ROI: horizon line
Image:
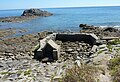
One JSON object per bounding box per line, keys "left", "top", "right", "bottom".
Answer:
{"left": 0, "top": 5, "right": 120, "bottom": 10}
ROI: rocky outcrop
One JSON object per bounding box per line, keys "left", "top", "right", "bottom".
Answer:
{"left": 79, "top": 24, "right": 97, "bottom": 30}
{"left": 79, "top": 24, "right": 120, "bottom": 38}
{"left": 21, "top": 9, "right": 53, "bottom": 17}
{"left": 0, "top": 9, "right": 53, "bottom": 22}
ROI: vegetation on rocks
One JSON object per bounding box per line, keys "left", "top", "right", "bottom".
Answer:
{"left": 108, "top": 57, "right": 120, "bottom": 82}
{"left": 60, "top": 65, "right": 98, "bottom": 82}
{"left": 108, "top": 39, "right": 120, "bottom": 45}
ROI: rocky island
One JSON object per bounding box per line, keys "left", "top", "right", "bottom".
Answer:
{"left": 0, "top": 8, "right": 53, "bottom": 22}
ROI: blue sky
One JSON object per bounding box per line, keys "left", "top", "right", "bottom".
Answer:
{"left": 0, "top": 0, "right": 120, "bottom": 10}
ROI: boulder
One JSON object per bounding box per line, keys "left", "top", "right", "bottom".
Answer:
{"left": 103, "top": 27, "right": 118, "bottom": 32}
{"left": 79, "top": 24, "right": 87, "bottom": 27}
{"left": 21, "top": 9, "right": 53, "bottom": 17}
{"left": 79, "top": 24, "right": 96, "bottom": 30}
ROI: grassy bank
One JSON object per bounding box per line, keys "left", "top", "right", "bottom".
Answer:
{"left": 59, "top": 65, "right": 98, "bottom": 82}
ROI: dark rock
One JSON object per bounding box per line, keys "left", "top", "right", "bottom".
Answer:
{"left": 21, "top": 9, "right": 53, "bottom": 17}
{"left": 103, "top": 27, "right": 118, "bottom": 32}
{"left": 0, "top": 65, "right": 3, "bottom": 68}
{"left": 79, "top": 24, "right": 96, "bottom": 30}
{"left": 79, "top": 24, "right": 87, "bottom": 27}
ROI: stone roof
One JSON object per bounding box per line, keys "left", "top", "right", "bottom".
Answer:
{"left": 47, "top": 39, "right": 60, "bottom": 50}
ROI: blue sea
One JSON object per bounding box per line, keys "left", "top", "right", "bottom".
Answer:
{"left": 0, "top": 6, "right": 120, "bottom": 34}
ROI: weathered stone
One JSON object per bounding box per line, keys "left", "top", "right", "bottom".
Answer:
{"left": 91, "top": 45, "right": 98, "bottom": 52}
{"left": 75, "top": 60, "right": 81, "bottom": 67}
{"left": 99, "top": 44, "right": 107, "bottom": 49}
{"left": 67, "top": 49, "right": 73, "bottom": 52}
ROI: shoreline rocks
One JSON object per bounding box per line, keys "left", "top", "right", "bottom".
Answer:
{"left": 0, "top": 16, "right": 38, "bottom": 23}
{"left": 79, "top": 24, "right": 120, "bottom": 38}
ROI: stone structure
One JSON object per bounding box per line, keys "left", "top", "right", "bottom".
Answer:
{"left": 34, "top": 33, "right": 98, "bottom": 62}
{"left": 55, "top": 33, "right": 98, "bottom": 45}
{"left": 36, "top": 39, "right": 60, "bottom": 61}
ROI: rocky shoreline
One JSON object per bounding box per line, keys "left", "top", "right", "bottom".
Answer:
{"left": 0, "top": 9, "right": 53, "bottom": 23}
{"left": 0, "top": 24, "right": 120, "bottom": 82}
{"left": 0, "top": 16, "right": 39, "bottom": 23}
{"left": 80, "top": 24, "right": 120, "bottom": 38}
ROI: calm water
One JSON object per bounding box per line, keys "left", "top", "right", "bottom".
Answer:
{"left": 0, "top": 6, "right": 120, "bottom": 34}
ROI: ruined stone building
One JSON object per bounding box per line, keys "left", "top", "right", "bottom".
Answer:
{"left": 34, "top": 33, "right": 98, "bottom": 62}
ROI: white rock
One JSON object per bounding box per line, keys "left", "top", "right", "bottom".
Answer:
{"left": 99, "top": 44, "right": 106, "bottom": 49}
{"left": 75, "top": 60, "right": 81, "bottom": 67}
{"left": 91, "top": 45, "right": 98, "bottom": 52}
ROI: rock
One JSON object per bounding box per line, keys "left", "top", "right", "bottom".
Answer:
{"left": 103, "top": 27, "right": 118, "bottom": 32}
{"left": 67, "top": 49, "right": 73, "bottom": 52}
{"left": 79, "top": 24, "right": 96, "bottom": 30}
{"left": 116, "top": 44, "right": 120, "bottom": 47}
{"left": 91, "top": 45, "right": 98, "bottom": 52}
{"left": 100, "top": 47, "right": 108, "bottom": 52}
{"left": 96, "top": 40, "right": 107, "bottom": 45}
{"left": 75, "top": 60, "right": 81, "bottom": 67}
{"left": 99, "top": 44, "right": 107, "bottom": 49}
{"left": 53, "top": 76, "right": 62, "bottom": 82}
{"left": 79, "top": 24, "right": 87, "bottom": 27}
{"left": 80, "top": 24, "right": 120, "bottom": 38}
{"left": 41, "top": 57, "right": 54, "bottom": 63}
{"left": 0, "top": 65, "right": 3, "bottom": 68}
{"left": 76, "top": 56, "right": 81, "bottom": 60}
{"left": 21, "top": 9, "right": 53, "bottom": 17}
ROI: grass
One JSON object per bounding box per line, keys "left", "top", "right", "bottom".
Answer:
{"left": 108, "top": 57, "right": 120, "bottom": 82}
{"left": 108, "top": 39, "right": 120, "bottom": 45}
{"left": 17, "top": 70, "right": 23, "bottom": 75}
{"left": 0, "top": 71, "right": 16, "bottom": 75}
{"left": 107, "top": 44, "right": 113, "bottom": 52}
{"left": 97, "top": 50, "right": 103, "bottom": 54}
{"left": 116, "top": 48, "right": 120, "bottom": 51}
{"left": 59, "top": 65, "right": 98, "bottom": 82}
{"left": 0, "top": 72, "right": 10, "bottom": 75}
{"left": 24, "top": 69, "right": 32, "bottom": 76}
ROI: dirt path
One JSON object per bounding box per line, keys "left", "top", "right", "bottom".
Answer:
{"left": 93, "top": 48, "right": 112, "bottom": 82}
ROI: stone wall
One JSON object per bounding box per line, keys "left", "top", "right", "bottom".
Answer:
{"left": 55, "top": 33, "right": 98, "bottom": 45}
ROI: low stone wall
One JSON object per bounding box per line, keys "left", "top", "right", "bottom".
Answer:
{"left": 55, "top": 33, "right": 98, "bottom": 45}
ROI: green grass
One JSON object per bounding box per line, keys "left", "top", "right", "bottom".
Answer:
{"left": 0, "top": 71, "right": 16, "bottom": 75}
{"left": 97, "top": 50, "right": 103, "bottom": 54}
{"left": 24, "top": 69, "right": 32, "bottom": 76}
{"left": 107, "top": 39, "right": 120, "bottom": 52}
{"left": 0, "top": 72, "right": 9, "bottom": 75}
{"left": 17, "top": 70, "right": 23, "bottom": 75}
{"left": 108, "top": 57, "right": 120, "bottom": 82}
{"left": 116, "top": 48, "right": 120, "bottom": 51}
{"left": 108, "top": 39, "right": 120, "bottom": 45}
{"left": 107, "top": 44, "right": 113, "bottom": 52}
{"left": 59, "top": 65, "right": 98, "bottom": 82}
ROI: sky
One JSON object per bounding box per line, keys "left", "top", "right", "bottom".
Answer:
{"left": 0, "top": 0, "right": 120, "bottom": 10}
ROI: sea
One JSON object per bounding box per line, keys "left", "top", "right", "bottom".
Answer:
{"left": 0, "top": 6, "right": 120, "bottom": 34}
